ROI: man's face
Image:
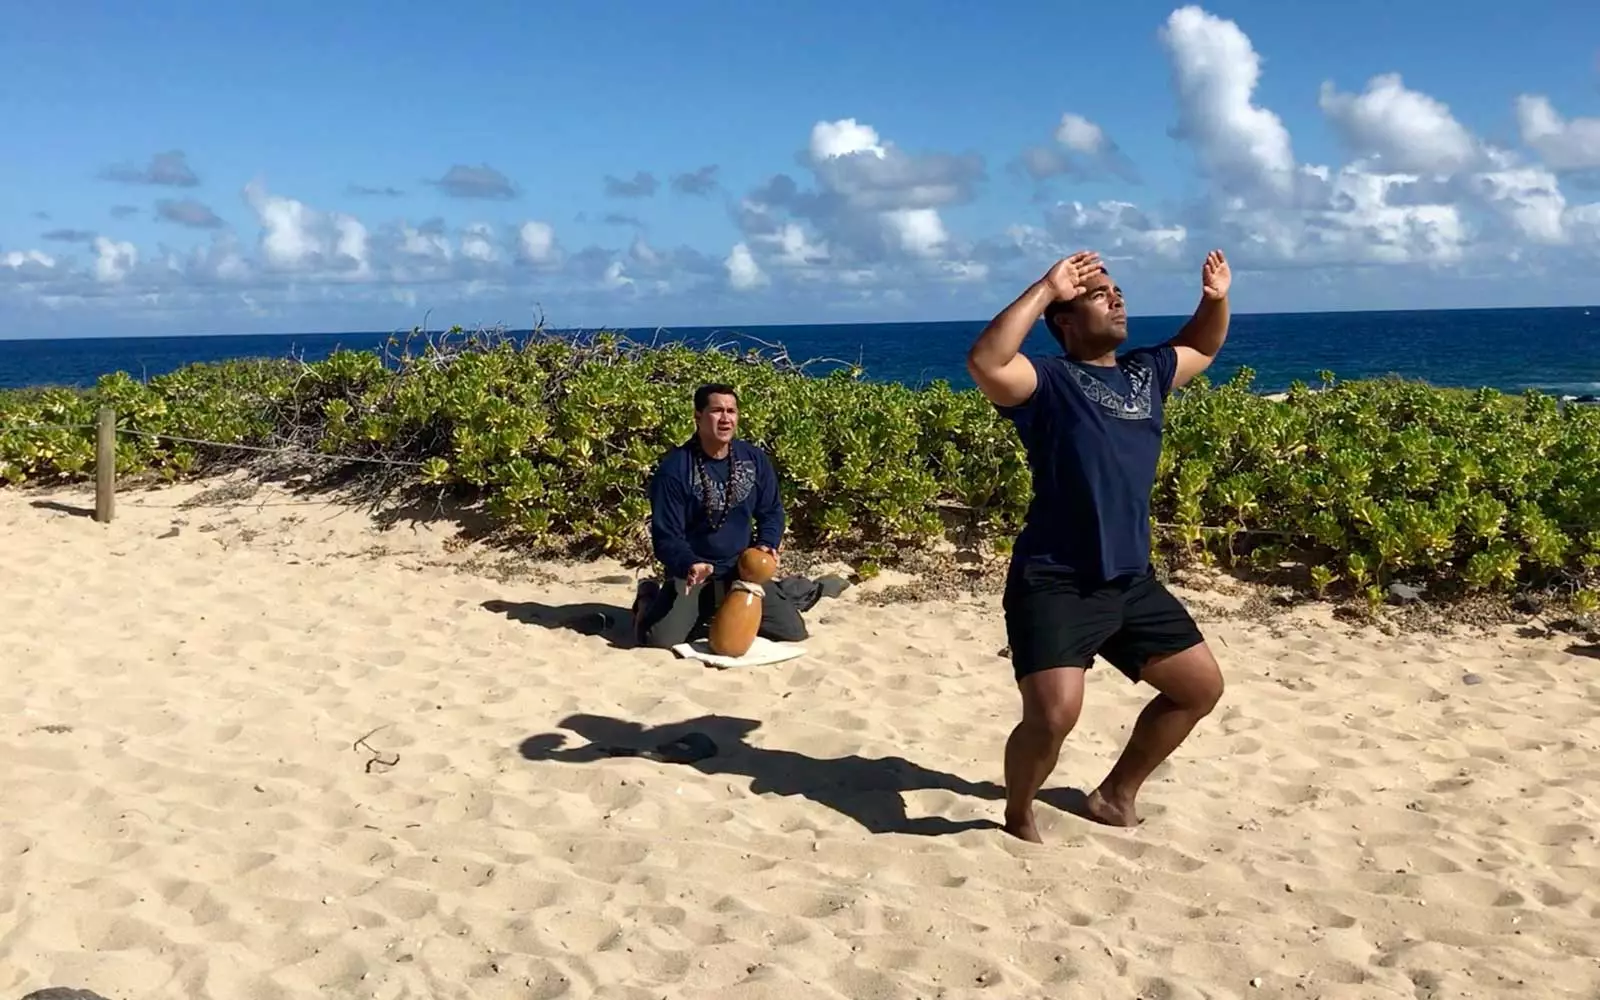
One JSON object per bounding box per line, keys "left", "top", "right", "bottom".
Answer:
{"left": 696, "top": 393, "right": 738, "bottom": 444}
{"left": 1069, "top": 270, "right": 1128, "bottom": 345}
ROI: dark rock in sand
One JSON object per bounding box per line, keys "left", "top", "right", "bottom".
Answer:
{"left": 21, "top": 989, "right": 117, "bottom": 1000}
{"left": 1462, "top": 672, "right": 1484, "bottom": 685}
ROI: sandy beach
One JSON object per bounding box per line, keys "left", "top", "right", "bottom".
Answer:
{"left": 2, "top": 476, "right": 1598, "bottom": 999}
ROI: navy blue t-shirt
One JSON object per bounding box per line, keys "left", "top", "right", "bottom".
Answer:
{"left": 995, "top": 345, "right": 1179, "bottom": 583}
{"left": 649, "top": 439, "right": 785, "bottom": 580}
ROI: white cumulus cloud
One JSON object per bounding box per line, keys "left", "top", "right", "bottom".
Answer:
{"left": 1516, "top": 95, "right": 1600, "bottom": 171}
{"left": 1141, "top": 5, "right": 1593, "bottom": 271}
{"left": 5, "top": 5, "right": 1599, "bottom": 331}
{"left": 518, "top": 221, "right": 558, "bottom": 264}
{"left": 3, "top": 249, "right": 56, "bottom": 271}
{"left": 460, "top": 223, "right": 498, "bottom": 263}
{"left": 725, "top": 242, "right": 768, "bottom": 290}
{"left": 1159, "top": 4, "right": 1297, "bottom": 198}
{"left": 1319, "top": 73, "right": 1480, "bottom": 174}
{"left": 884, "top": 208, "right": 948, "bottom": 257}
{"left": 1055, "top": 114, "right": 1108, "bottom": 155}
{"left": 93, "top": 237, "right": 138, "bottom": 283}
{"left": 810, "top": 119, "right": 888, "bottom": 161}
{"left": 243, "top": 180, "right": 370, "bottom": 277}
{"left": 1048, "top": 201, "right": 1189, "bottom": 260}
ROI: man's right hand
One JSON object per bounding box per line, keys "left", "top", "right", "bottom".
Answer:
{"left": 687, "top": 563, "right": 713, "bottom": 587}
{"left": 968, "top": 250, "right": 1101, "bottom": 409}
{"left": 1042, "top": 250, "right": 1103, "bottom": 304}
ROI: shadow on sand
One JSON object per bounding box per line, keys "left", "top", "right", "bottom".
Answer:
{"left": 518, "top": 712, "right": 1097, "bottom": 837}
{"left": 30, "top": 499, "right": 95, "bottom": 518}
{"left": 483, "top": 598, "right": 637, "bottom": 648}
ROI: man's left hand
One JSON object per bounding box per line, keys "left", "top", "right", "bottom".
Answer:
{"left": 1201, "top": 249, "right": 1230, "bottom": 300}
{"left": 756, "top": 544, "right": 781, "bottom": 568}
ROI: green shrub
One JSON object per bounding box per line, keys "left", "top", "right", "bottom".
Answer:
{"left": 3, "top": 329, "right": 1597, "bottom": 601}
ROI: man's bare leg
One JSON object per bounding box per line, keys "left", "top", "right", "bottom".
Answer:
{"left": 1086, "top": 642, "right": 1224, "bottom": 827}
{"left": 1004, "top": 667, "right": 1086, "bottom": 843}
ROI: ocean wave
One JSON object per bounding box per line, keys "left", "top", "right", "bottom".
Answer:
{"left": 1532, "top": 381, "right": 1600, "bottom": 395}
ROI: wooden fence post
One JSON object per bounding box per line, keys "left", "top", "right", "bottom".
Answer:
{"left": 95, "top": 406, "right": 115, "bottom": 523}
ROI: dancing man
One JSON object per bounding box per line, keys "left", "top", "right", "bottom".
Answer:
{"left": 965, "top": 249, "right": 1232, "bottom": 842}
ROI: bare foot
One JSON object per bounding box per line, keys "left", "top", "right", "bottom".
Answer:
{"left": 1004, "top": 810, "right": 1044, "bottom": 844}
{"left": 1084, "top": 788, "right": 1141, "bottom": 828}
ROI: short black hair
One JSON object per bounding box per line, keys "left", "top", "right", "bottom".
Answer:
{"left": 1042, "top": 299, "right": 1075, "bottom": 348}
{"left": 694, "top": 383, "right": 738, "bottom": 411}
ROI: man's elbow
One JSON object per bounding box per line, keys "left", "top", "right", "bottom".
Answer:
{"left": 965, "top": 356, "right": 1034, "bottom": 408}
{"left": 966, "top": 351, "right": 1005, "bottom": 392}
{"left": 1168, "top": 335, "right": 1220, "bottom": 366}
{"left": 965, "top": 346, "right": 992, "bottom": 380}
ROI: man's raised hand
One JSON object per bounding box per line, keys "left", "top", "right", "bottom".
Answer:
{"left": 1201, "top": 249, "right": 1231, "bottom": 300}
{"left": 1042, "top": 250, "right": 1103, "bottom": 303}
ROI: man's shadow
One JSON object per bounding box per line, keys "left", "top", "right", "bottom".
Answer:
{"left": 516, "top": 713, "right": 1096, "bottom": 837}
{"left": 483, "top": 599, "right": 637, "bottom": 649}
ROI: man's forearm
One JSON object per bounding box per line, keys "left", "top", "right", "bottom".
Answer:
{"left": 752, "top": 512, "right": 784, "bottom": 550}
{"left": 751, "top": 457, "right": 785, "bottom": 552}
{"left": 649, "top": 463, "right": 703, "bottom": 579}
{"left": 1173, "top": 294, "right": 1230, "bottom": 358}
{"left": 967, "top": 279, "right": 1053, "bottom": 373}
{"left": 652, "top": 533, "right": 700, "bottom": 580}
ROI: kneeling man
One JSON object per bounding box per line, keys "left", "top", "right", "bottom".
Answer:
{"left": 634, "top": 383, "right": 845, "bottom": 648}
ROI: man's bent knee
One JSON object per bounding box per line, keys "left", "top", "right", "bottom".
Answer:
{"left": 636, "top": 578, "right": 705, "bottom": 649}
{"left": 638, "top": 625, "right": 682, "bottom": 650}
{"left": 1144, "top": 643, "right": 1223, "bottom": 715}
{"left": 758, "top": 593, "right": 809, "bottom": 643}
{"left": 761, "top": 620, "right": 808, "bottom": 643}
{"left": 1019, "top": 667, "right": 1086, "bottom": 741}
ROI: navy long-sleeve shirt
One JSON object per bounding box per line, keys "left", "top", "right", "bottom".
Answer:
{"left": 649, "top": 438, "right": 784, "bottom": 580}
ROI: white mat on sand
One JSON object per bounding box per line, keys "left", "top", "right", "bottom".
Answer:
{"left": 671, "top": 636, "right": 807, "bottom": 669}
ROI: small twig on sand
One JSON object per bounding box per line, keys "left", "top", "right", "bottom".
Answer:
{"left": 353, "top": 724, "right": 401, "bottom": 773}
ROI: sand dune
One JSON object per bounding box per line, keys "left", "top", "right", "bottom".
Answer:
{"left": 3, "top": 476, "right": 1598, "bottom": 999}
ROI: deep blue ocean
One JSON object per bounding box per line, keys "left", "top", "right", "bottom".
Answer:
{"left": 2, "top": 306, "right": 1597, "bottom": 397}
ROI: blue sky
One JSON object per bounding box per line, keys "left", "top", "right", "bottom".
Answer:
{"left": 3, "top": 1, "right": 1598, "bottom": 338}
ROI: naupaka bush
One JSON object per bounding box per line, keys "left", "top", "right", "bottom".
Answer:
{"left": 2, "top": 330, "right": 1596, "bottom": 605}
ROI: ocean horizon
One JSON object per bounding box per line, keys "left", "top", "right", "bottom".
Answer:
{"left": 3, "top": 304, "right": 1598, "bottom": 398}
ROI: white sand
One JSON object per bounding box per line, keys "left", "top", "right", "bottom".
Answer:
{"left": 3, "top": 476, "right": 1598, "bottom": 999}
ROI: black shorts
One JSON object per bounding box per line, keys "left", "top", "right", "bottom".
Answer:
{"left": 1002, "top": 560, "right": 1204, "bottom": 682}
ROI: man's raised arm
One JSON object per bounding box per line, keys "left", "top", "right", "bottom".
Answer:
{"left": 1165, "top": 249, "right": 1232, "bottom": 391}
{"left": 966, "top": 251, "right": 1100, "bottom": 408}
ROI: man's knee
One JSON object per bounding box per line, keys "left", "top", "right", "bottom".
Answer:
{"left": 761, "top": 616, "right": 808, "bottom": 643}
{"left": 759, "top": 597, "right": 808, "bottom": 642}
{"left": 1146, "top": 642, "right": 1223, "bottom": 715}
{"left": 636, "top": 578, "right": 703, "bottom": 649}
{"left": 1033, "top": 698, "right": 1082, "bottom": 741}
{"left": 637, "top": 605, "right": 688, "bottom": 649}
{"left": 1197, "top": 666, "right": 1224, "bottom": 715}
{"left": 637, "top": 623, "right": 681, "bottom": 649}
{"left": 1019, "top": 667, "right": 1085, "bottom": 741}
